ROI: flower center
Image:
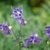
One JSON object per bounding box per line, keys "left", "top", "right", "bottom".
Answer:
{"left": 16, "top": 11, "right": 20, "bottom": 15}
{"left": 1, "top": 28, "right": 4, "bottom": 31}
{"left": 32, "top": 40, "right": 34, "bottom": 44}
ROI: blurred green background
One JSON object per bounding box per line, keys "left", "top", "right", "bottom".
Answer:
{"left": 0, "top": 0, "right": 50, "bottom": 50}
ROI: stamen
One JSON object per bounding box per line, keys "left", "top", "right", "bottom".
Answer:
{"left": 32, "top": 40, "right": 34, "bottom": 44}
{"left": 35, "top": 34, "right": 38, "bottom": 37}
{"left": 1, "top": 28, "right": 4, "bottom": 31}
{"left": 24, "top": 20, "right": 27, "bottom": 24}
{"left": 16, "top": 11, "right": 20, "bottom": 15}
{"left": 8, "top": 26, "right": 12, "bottom": 30}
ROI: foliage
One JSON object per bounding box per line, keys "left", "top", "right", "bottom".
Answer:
{"left": 0, "top": 0, "right": 50, "bottom": 50}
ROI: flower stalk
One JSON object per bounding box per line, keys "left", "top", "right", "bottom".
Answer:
{"left": 18, "top": 24, "right": 22, "bottom": 50}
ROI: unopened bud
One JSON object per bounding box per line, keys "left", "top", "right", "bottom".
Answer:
{"left": 47, "top": 41, "right": 50, "bottom": 45}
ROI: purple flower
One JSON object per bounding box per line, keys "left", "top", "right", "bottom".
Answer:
{"left": 30, "top": 32, "right": 42, "bottom": 44}
{"left": 11, "top": 6, "right": 28, "bottom": 26}
{"left": 11, "top": 6, "right": 22, "bottom": 19}
{"left": 24, "top": 38, "right": 30, "bottom": 47}
{"left": 0, "top": 22, "right": 13, "bottom": 34}
{"left": 24, "top": 38, "right": 32, "bottom": 47}
{"left": 0, "top": 24, "right": 3, "bottom": 29}
{"left": 45, "top": 26, "right": 50, "bottom": 38}
{"left": 17, "top": 17, "right": 28, "bottom": 26}
{"left": 24, "top": 31, "right": 42, "bottom": 47}
{"left": 32, "top": 36, "right": 42, "bottom": 44}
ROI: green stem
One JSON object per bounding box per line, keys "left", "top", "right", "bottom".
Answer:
{"left": 18, "top": 24, "right": 22, "bottom": 50}
{"left": 19, "top": 42, "right": 22, "bottom": 50}
{"left": 20, "top": 24, "right": 22, "bottom": 39}
{"left": 42, "top": 43, "right": 48, "bottom": 50}
{"left": 3, "top": 34, "right": 7, "bottom": 50}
